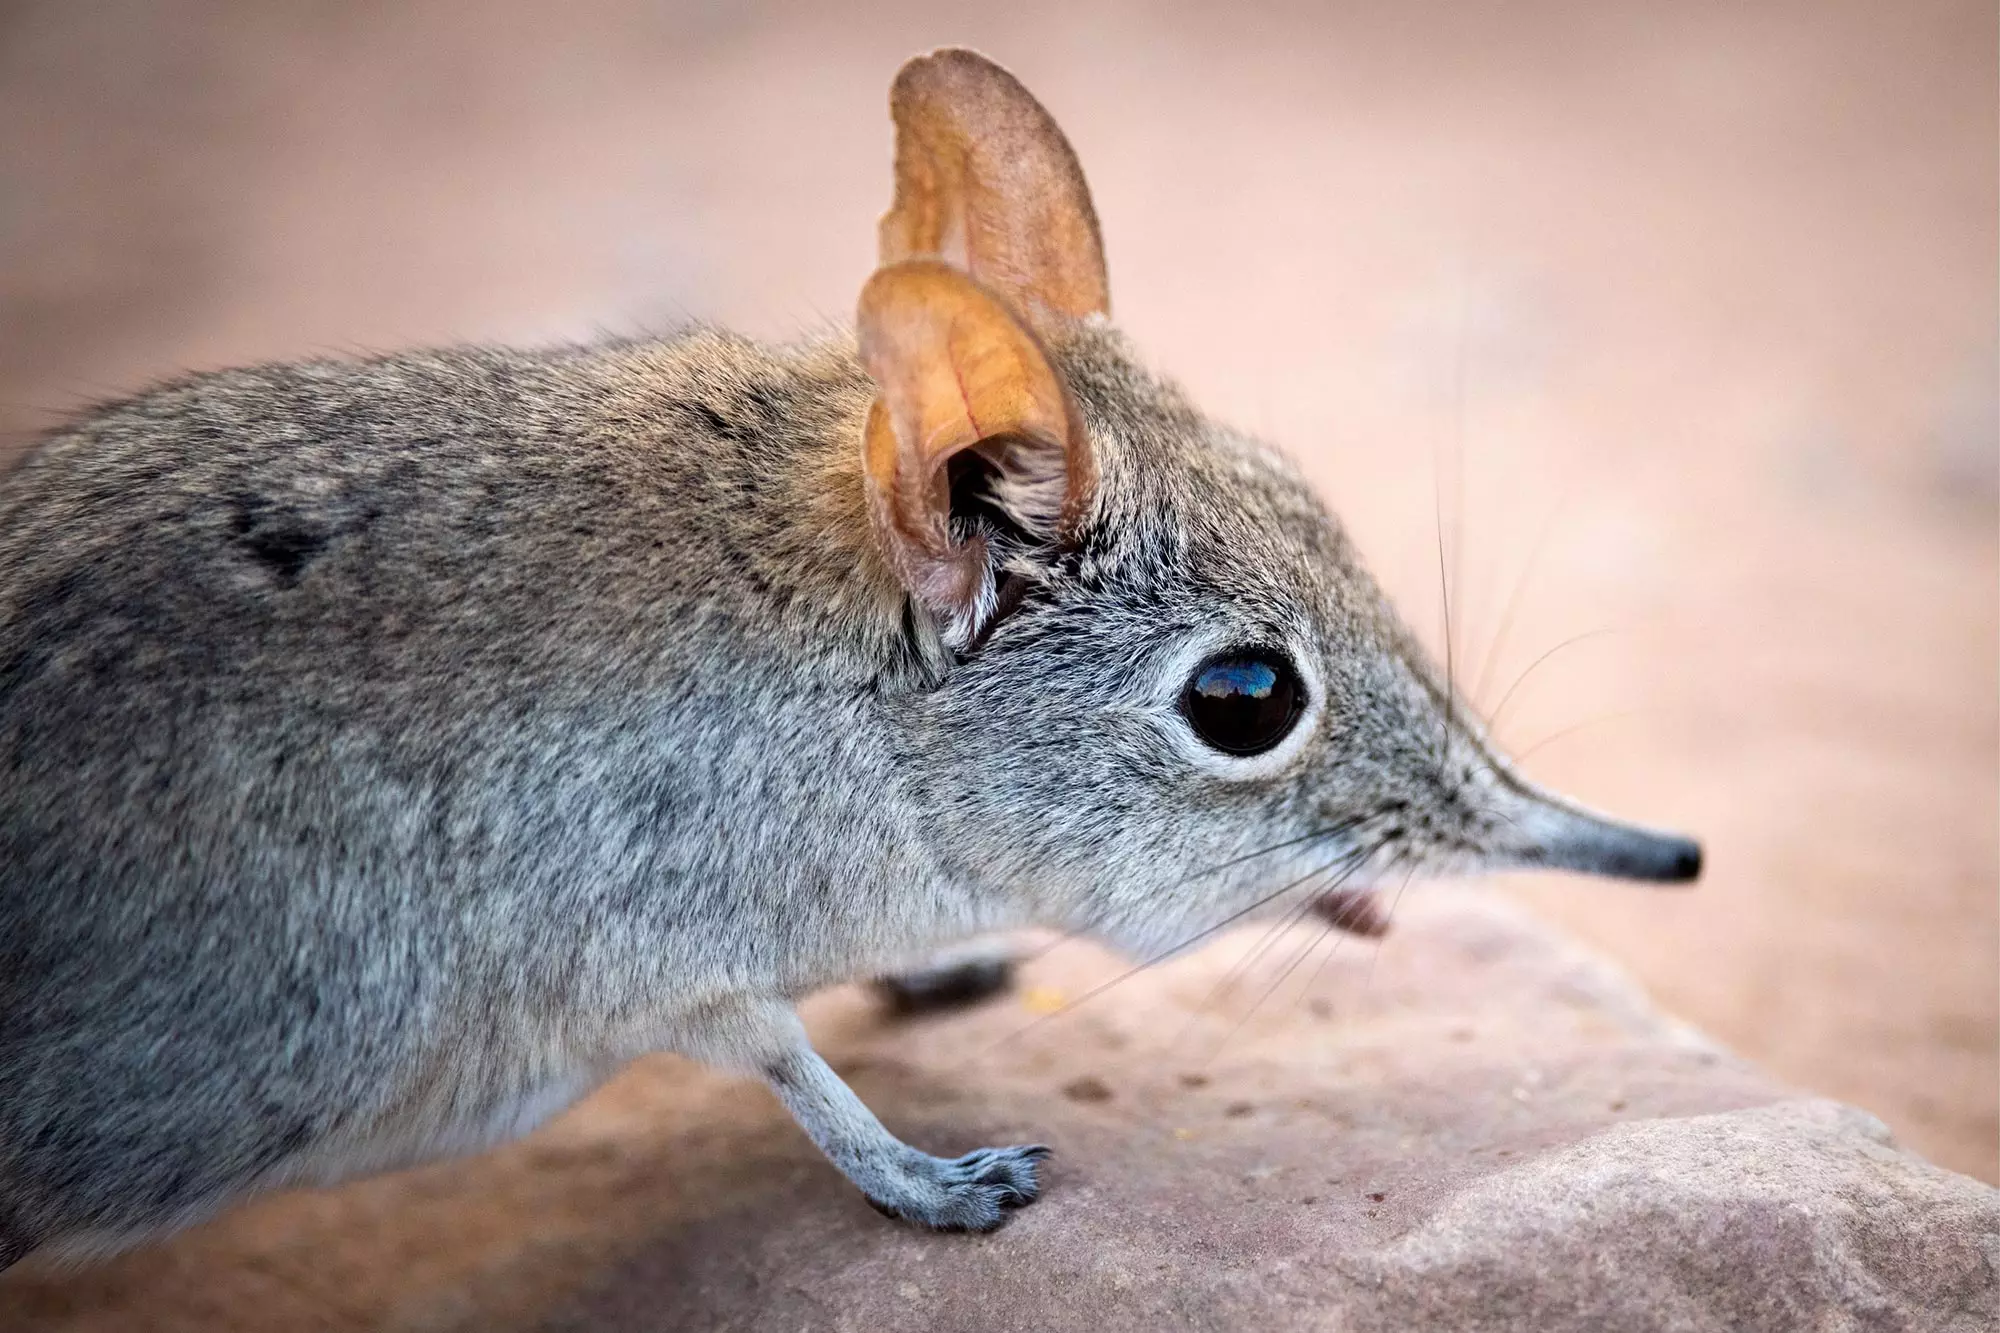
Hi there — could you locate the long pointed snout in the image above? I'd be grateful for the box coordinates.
[1493,781,1703,885]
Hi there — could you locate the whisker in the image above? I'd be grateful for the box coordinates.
[1008,818,1370,976]
[1508,708,1652,767]
[1166,850,1362,1054]
[999,817,1373,980]
[1483,625,1622,736]
[1289,920,1350,1012]
[1291,874,1385,1011]
[1158,815,1369,892]
[1468,485,1576,709]
[980,845,1367,1056]
[1171,899,1316,1042]
[1429,267,1473,787]
[1434,477,1457,776]
[1360,858,1421,1003]
[1449,281,1469,726]
[1200,851,1375,1062]
[1213,916,1339,1059]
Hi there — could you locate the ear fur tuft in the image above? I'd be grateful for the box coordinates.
[856,259,1093,647]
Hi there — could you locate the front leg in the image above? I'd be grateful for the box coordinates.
[706,1000,1049,1232]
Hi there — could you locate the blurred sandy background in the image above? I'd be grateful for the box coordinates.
[0,0,1991,1183]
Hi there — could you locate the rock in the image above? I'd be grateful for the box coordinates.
[1345,1100,1999,1332]
[2,889,1993,1331]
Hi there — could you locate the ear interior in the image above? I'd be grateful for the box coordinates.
[857,259,1092,646]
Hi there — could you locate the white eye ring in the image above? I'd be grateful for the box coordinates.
[1152,633,1324,782]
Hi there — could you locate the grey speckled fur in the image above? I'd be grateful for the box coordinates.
[0,98,1700,1269]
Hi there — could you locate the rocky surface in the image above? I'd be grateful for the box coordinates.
[3,889,1993,1331]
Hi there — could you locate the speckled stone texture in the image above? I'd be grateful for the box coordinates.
[2,890,1994,1332]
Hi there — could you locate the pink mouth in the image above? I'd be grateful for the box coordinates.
[1310,888,1392,938]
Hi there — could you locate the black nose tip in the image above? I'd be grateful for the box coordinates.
[1662,837,1703,883]
[1514,791,1705,888]
[1615,831,1703,884]
[1545,821,1705,885]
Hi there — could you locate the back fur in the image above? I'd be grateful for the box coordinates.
[0,330,964,1253]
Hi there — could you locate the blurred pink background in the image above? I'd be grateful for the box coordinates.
[1,0,1993,1179]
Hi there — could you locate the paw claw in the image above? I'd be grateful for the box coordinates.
[862,1143,1051,1231]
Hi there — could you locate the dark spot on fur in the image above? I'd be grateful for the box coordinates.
[742,382,786,419]
[259,1113,315,1166]
[228,495,376,587]
[685,402,737,439]
[240,524,328,584]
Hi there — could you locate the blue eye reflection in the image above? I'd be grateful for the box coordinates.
[1194,660,1278,700]
[1181,650,1304,756]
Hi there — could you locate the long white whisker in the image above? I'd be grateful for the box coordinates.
[978,845,1368,1057]
[1199,850,1376,1063]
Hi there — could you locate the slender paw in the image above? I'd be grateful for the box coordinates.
[864,1144,1051,1231]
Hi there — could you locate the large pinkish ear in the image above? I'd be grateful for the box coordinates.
[857,259,1093,646]
[879,48,1110,327]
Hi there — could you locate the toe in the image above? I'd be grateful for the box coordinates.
[959,1143,1049,1206]
[863,1144,1053,1230]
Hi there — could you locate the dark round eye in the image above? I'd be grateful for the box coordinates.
[1181,650,1305,756]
